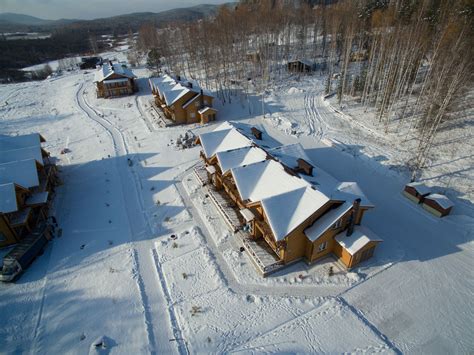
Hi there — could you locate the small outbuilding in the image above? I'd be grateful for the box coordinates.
[287,59,314,73]
[403,182,431,204]
[422,194,454,217]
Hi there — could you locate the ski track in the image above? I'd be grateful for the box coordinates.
[72,80,178,354]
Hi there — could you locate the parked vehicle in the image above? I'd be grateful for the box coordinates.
[0,223,52,282]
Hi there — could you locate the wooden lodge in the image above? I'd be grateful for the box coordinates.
[149,74,216,125]
[0,134,58,248]
[287,59,314,73]
[195,122,382,273]
[422,194,454,217]
[403,182,431,204]
[94,62,137,98]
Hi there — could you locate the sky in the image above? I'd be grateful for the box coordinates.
[0,0,230,20]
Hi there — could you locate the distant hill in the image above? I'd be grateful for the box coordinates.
[0,4,235,33]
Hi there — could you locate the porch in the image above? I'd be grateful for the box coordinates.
[194,163,243,232]
[236,231,285,276]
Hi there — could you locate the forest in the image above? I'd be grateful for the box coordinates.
[133,0,473,180]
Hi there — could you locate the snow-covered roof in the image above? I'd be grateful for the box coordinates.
[0,146,44,165]
[268,143,311,169]
[261,186,330,241]
[305,202,353,242]
[198,106,217,114]
[424,194,454,209]
[231,159,311,202]
[103,78,130,84]
[163,83,195,106]
[182,94,200,109]
[216,146,268,174]
[289,58,314,66]
[199,128,253,159]
[332,182,373,207]
[26,191,49,206]
[0,159,39,189]
[0,133,44,151]
[150,74,213,107]
[0,183,18,213]
[94,62,135,82]
[335,226,383,255]
[406,182,431,196]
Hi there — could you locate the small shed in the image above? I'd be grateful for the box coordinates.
[334,226,382,268]
[422,194,454,217]
[287,59,314,73]
[403,182,431,204]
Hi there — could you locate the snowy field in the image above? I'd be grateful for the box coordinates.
[0,56,473,353]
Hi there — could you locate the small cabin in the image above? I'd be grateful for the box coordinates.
[296,159,313,176]
[94,62,136,98]
[288,59,314,73]
[403,182,431,204]
[422,194,454,217]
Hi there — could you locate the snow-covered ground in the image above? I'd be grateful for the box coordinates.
[0,55,472,353]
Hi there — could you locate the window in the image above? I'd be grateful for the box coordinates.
[0,232,6,242]
[204,99,208,105]
[195,101,200,107]
[332,219,342,229]
[190,112,196,118]
[318,241,327,252]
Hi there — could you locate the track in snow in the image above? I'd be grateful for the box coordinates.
[73,81,180,354]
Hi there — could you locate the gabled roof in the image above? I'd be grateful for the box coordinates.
[0,183,18,213]
[0,133,44,151]
[332,182,373,207]
[150,74,213,107]
[199,128,253,159]
[268,143,310,169]
[0,159,40,189]
[198,106,217,114]
[406,182,431,196]
[424,193,454,209]
[231,159,310,202]
[261,186,330,241]
[94,62,135,83]
[335,226,382,255]
[216,146,267,174]
[0,146,44,165]
[305,202,353,242]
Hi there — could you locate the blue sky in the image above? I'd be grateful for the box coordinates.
[0,0,230,20]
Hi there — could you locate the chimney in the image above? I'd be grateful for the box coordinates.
[251,127,263,140]
[346,198,361,237]
[177,75,181,81]
[188,82,193,88]
[297,158,313,176]
[200,89,204,109]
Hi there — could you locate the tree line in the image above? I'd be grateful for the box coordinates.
[134,0,473,180]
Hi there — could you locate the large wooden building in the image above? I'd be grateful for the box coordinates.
[149,74,217,125]
[0,134,58,248]
[94,62,137,98]
[196,122,382,272]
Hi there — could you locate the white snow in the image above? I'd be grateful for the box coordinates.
[25,191,49,206]
[0,133,44,150]
[199,127,253,159]
[335,226,383,255]
[0,159,39,188]
[261,186,330,241]
[424,193,454,209]
[94,62,135,82]
[0,183,18,213]
[0,46,472,354]
[305,201,353,242]
[406,182,432,196]
[215,146,267,174]
[0,146,44,165]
